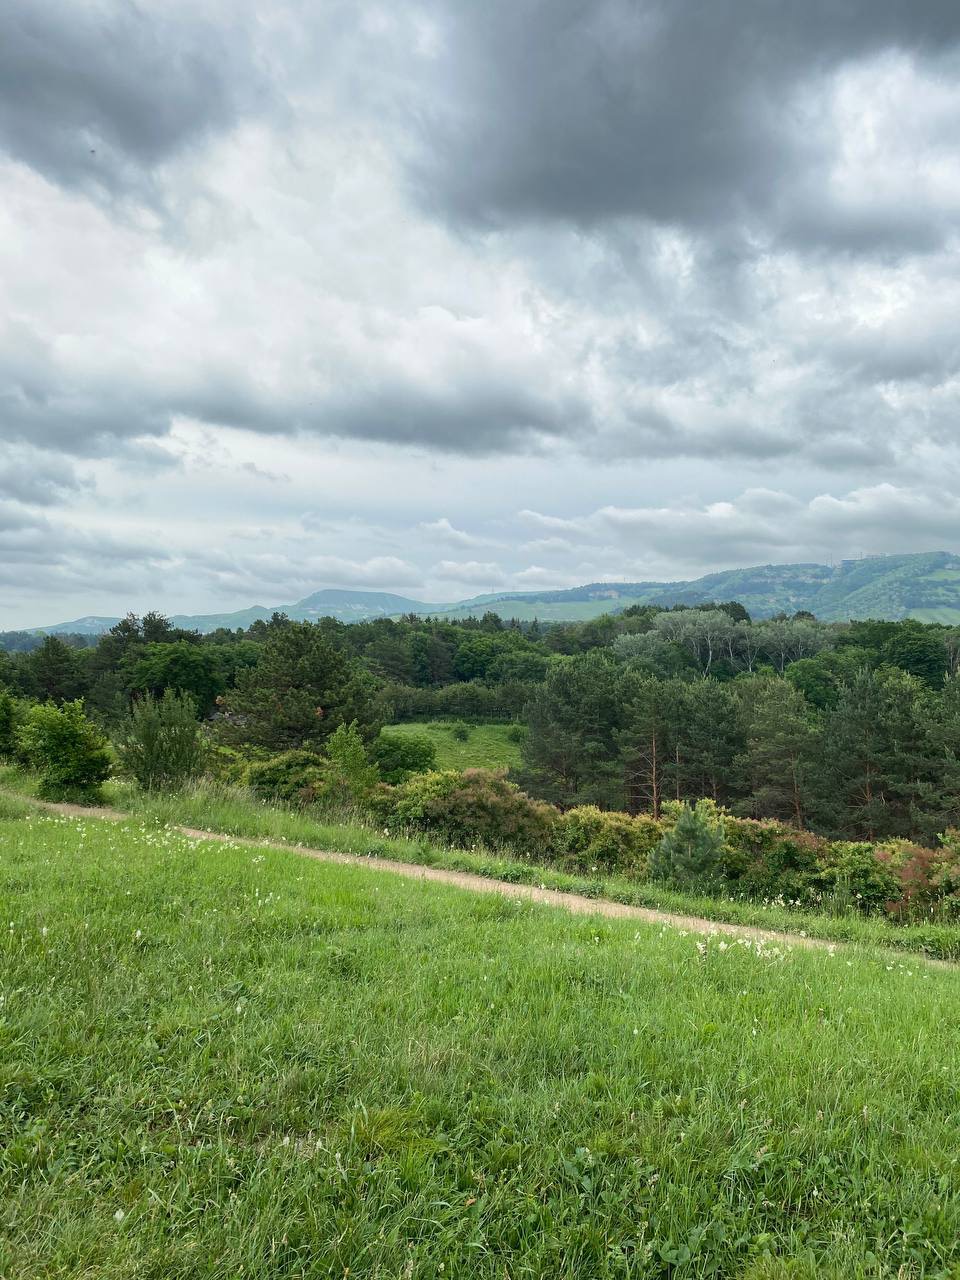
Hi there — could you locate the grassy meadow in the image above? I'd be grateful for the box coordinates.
[385,720,524,771]
[4,764,960,962]
[2,806,960,1277]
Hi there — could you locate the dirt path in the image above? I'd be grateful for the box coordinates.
[10,793,918,958]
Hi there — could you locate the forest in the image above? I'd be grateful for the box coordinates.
[3,602,960,849]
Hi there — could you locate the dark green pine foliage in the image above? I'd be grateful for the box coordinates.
[674,680,744,806]
[223,621,383,751]
[27,636,89,704]
[519,649,624,809]
[734,678,818,827]
[648,801,726,890]
[616,672,685,817]
[818,667,935,840]
[924,673,960,836]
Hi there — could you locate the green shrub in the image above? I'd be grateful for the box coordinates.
[648,800,726,890]
[721,816,824,901]
[116,690,204,791]
[16,700,111,801]
[933,831,960,918]
[245,750,326,804]
[0,689,22,760]
[371,730,436,784]
[553,805,660,876]
[387,768,556,853]
[320,721,380,806]
[814,841,902,914]
[451,721,471,742]
[204,743,256,786]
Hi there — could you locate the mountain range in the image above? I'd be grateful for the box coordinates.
[24,551,960,635]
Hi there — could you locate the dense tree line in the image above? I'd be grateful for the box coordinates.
[520,654,960,844]
[6,602,960,843]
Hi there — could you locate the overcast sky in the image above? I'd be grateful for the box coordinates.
[4,0,960,627]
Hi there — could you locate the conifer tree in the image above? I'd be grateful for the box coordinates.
[734,678,818,826]
[27,635,88,704]
[818,667,933,839]
[222,622,382,751]
[648,800,726,889]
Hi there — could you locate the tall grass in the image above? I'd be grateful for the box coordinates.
[4,763,960,961]
[2,808,960,1277]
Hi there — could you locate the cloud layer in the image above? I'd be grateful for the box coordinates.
[2,0,960,625]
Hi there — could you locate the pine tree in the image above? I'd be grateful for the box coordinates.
[818,668,934,839]
[648,800,726,889]
[734,678,818,826]
[519,650,624,808]
[27,636,88,704]
[616,673,684,817]
[674,679,744,806]
[222,622,382,751]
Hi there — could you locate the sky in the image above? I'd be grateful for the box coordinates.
[4,0,960,628]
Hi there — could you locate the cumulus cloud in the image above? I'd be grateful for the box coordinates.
[407,1,960,247]
[3,1,960,625]
[521,484,960,579]
[0,0,268,207]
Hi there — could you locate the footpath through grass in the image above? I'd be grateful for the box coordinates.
[4,765,960,963]
[2,807,960,1277]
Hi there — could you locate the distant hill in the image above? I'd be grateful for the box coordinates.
[434,553,960,623]
[20,552,960,636]
[29,615,124,636]
[25,590,443,638]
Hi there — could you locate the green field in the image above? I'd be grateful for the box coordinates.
[5,766,960,961]
[386,720,524,771]
[2,807,960,1277]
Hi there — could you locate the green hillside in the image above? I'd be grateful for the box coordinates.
[384,720,524,770]
[23,551,960,636]
[4,807,960,1276]
[440,553,960,624]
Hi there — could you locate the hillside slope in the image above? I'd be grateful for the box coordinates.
[22,551,960,634]
[4,806,960,1276]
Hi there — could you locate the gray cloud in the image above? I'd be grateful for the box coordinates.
[3,1,960,625]
[407,1,960,250]
[0,321,584,459]
[0,0,266,204]
[0,448,88,506]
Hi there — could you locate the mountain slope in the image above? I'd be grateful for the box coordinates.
[21,552,960,635]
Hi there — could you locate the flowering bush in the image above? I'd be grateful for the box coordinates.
[553,805,660,875]
[384,768,556,853]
